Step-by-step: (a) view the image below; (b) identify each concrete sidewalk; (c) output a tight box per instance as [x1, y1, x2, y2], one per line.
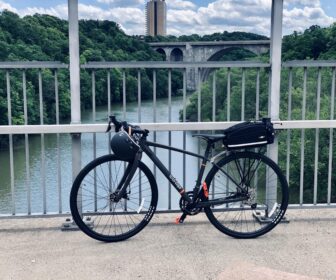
[0, 209, 335, 280]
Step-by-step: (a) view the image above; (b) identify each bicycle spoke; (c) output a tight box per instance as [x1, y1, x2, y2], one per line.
[70, 155, 157, 242]
[205, 151, 288, 238]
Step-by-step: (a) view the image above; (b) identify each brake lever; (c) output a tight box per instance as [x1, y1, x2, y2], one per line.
[105, 120, 112, 133]
[106, 115, 122, 133]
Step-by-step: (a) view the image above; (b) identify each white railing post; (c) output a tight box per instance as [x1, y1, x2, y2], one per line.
[69, 0, 81, 125]
[269, 0, 283, 163]
[63, 0, 82, 229]
[270, 0, 283, 120]
[68, 0, 81, 182]
[265, 0, 283, 218]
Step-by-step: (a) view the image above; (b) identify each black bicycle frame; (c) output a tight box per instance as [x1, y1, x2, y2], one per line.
[138, 137, 213, 204]
[139, 137, 251, 208]
[115, 133, 249, 208]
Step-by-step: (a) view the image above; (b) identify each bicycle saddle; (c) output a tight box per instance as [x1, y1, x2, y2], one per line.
[192, 133, 225, 143]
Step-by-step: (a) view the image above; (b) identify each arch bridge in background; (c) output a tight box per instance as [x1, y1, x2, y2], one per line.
[149, 40, 270, 90]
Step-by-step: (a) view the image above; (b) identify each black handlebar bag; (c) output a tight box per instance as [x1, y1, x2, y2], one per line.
[223, 118, 275, 150]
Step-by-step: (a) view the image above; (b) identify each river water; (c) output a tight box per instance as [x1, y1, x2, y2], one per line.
[0, 96, 203, 215]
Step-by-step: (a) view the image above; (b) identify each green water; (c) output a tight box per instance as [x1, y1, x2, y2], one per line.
[0, 96, 201, 215]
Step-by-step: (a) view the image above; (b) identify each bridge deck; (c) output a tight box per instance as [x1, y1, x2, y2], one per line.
[0, 209, 335, 279]
[148, 40, 270, 47]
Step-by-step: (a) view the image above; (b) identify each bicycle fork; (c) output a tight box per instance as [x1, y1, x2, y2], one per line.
[111, 151, 142, 202]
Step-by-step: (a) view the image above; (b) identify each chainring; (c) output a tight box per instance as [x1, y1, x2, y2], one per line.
[179, 191, 202, 216]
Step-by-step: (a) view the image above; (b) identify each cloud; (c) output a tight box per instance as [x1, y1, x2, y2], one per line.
[19, 5, 68, 19]
[0, 0, 18, 13]
[96, 0, 143, 7]
[96, 0, 195, 10]
[168, 9, 199, 24]
[283, 6, 335, 33]
[0, 0, 334, 36]
[168, 0, 272, 36]
[284, 0, 320, 8]
[166, 0, 197, 10]
[0, 2, 145, 35]
[78, 5, 145, 34]
[167, 0, 335, 36]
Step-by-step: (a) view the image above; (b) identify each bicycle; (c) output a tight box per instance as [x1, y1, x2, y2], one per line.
[70, 116, 289, 242]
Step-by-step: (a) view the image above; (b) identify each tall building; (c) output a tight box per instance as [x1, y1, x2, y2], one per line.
[146, 0, 167, 36]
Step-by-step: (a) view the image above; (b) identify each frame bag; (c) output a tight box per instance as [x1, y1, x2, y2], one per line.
[223, 118, 275, 150]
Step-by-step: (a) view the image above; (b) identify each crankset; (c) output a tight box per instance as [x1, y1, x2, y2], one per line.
[179, 191, 202, 216]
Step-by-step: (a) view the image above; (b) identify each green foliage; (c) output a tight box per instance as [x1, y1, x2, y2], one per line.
[182, 23, 336, 204]
[0, 10, 185, 149]
[185, 63, 336, 203]
[1, 9, 336, 202]
[184, 67, 270, 122]
[0, 10, 179, 129]
[184, 23, 336, 123]
[282, 24, 336, 60]
[277, 66, 336, 203]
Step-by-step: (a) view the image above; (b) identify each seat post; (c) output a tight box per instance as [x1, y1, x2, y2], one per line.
[203, 141, 213, 160]
[194, 141, 213, 195]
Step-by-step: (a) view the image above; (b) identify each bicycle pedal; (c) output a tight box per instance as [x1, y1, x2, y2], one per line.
[175, 213, 187, 224]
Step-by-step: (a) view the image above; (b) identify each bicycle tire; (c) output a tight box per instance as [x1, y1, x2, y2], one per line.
[70, 154, 158, 242]
[204, 151, 288, 238]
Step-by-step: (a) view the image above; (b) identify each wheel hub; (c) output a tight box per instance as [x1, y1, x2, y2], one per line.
[239, 185, 256, 206]
[110, 191, 129, 202]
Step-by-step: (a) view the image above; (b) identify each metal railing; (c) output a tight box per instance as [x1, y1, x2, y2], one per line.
[0, 60, 336, 217]
[281, 61, 336, 208]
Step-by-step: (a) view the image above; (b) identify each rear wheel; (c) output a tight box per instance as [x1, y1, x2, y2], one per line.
[70, 154, 158, 242]
[204, 151, 288, 238]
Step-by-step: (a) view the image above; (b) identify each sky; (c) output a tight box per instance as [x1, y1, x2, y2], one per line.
[0, 0, 335, 37]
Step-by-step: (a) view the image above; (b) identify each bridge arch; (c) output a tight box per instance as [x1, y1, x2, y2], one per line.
[201, 47, 258, 82]
[155, 48, 167, 61]
[170, 48, 183, 61]
[207, 47, 257, 61]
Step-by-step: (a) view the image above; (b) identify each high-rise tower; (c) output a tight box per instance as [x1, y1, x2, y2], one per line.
[146, 0, 167, 36]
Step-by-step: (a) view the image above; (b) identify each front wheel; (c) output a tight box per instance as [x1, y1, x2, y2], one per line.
[204, 151, 288, 238]
[70, 154, 158, 242]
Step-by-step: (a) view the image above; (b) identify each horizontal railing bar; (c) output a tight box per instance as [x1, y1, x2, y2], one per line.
[283, 60, 336, 68]
[0, 212, 74, 219]
[0, 203, 335, 219]
[1, 120, 336, 135]
[0, 60, 334, 70]
[0, 211, 189, 219]
[275, 120, 336, 129]
[81, 61, 270, 69]
[0, 61, 68, 69]
[1, 60, 334, 70]
[288, 204, 336, 209]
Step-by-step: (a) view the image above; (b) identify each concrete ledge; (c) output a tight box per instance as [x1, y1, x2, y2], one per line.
[216, 262, 322, 280]
[0, 209, 335, 280]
